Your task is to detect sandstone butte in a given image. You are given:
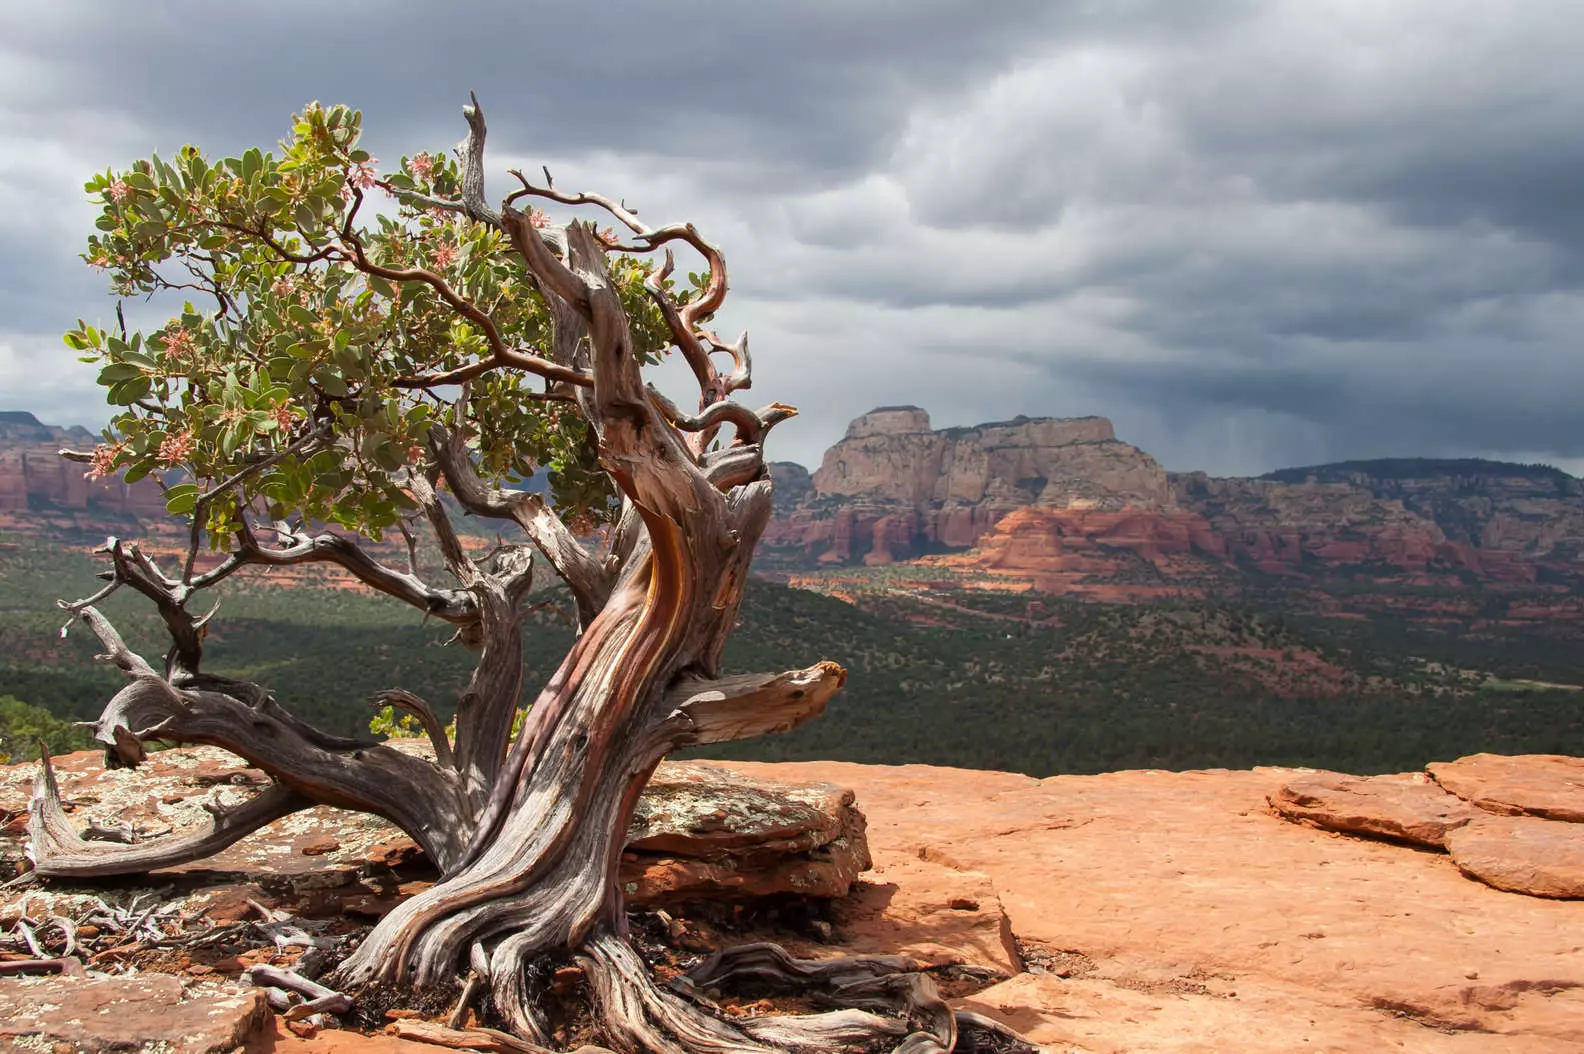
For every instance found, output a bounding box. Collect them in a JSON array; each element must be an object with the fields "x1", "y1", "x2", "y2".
[
  {"x1": 759, "y1": 405, "x2": 1584, "y2": 592},
  {"x1": 6, "y1": 749, "x2": 1584, "y2": 1052}
]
